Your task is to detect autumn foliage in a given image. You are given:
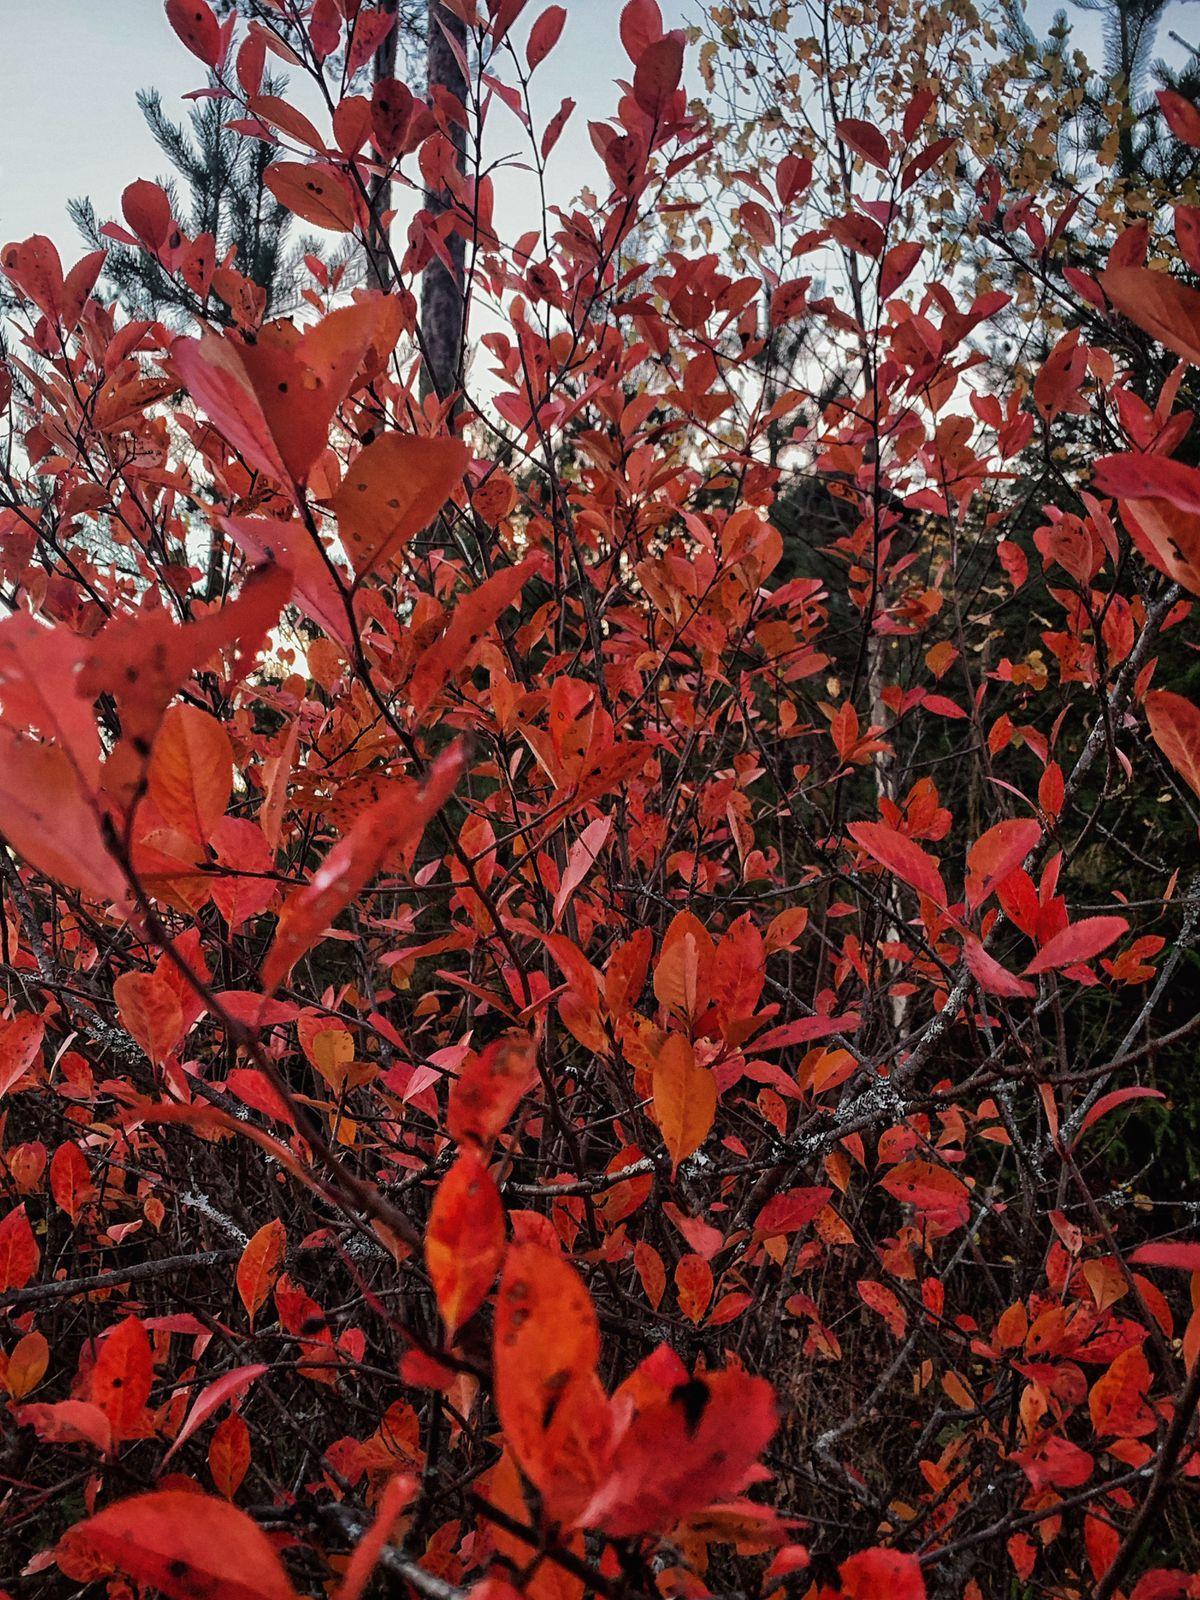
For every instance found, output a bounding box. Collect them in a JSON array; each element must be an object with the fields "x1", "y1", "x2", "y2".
[{"x1": 3, "y1": 0, "x2": 1200, "y2": 1596}]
